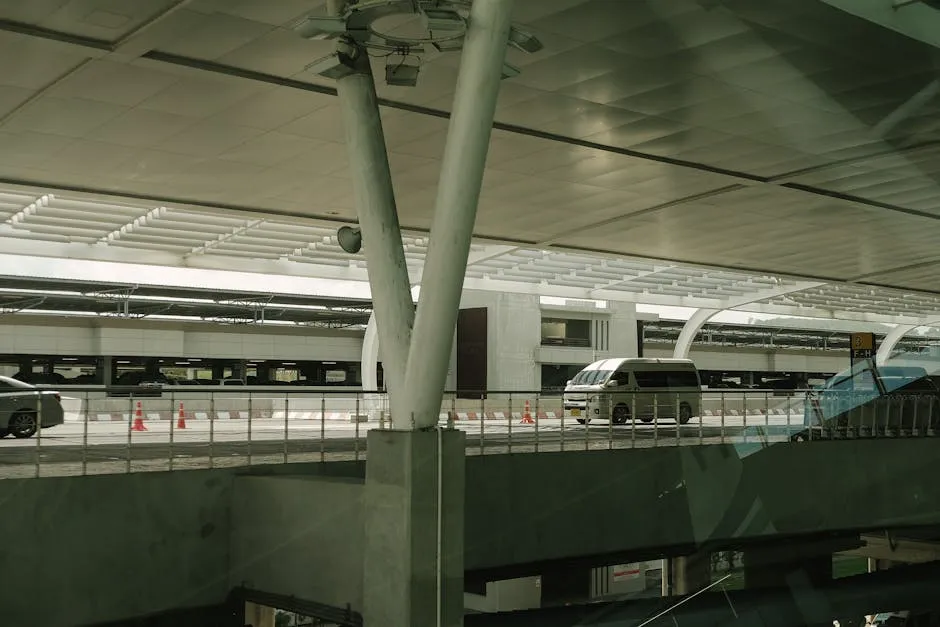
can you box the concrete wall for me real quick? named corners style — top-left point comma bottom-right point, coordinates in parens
top-left (465, 577), bottom-right (542, 613)
top-left (0, 316), bottom-right (362, 361)
top-left (0, 470), bottom-right (232, 627)
top-left (463, 438), bottom-right (940, 572)
top-left (456, 290), bottom-right (543, 391)
top-left (5, 437), bottom-right (940, 624)
top-left (456, 292), bottom-right (639, 391)
top-left (229, 475), bottom-right (364, 611)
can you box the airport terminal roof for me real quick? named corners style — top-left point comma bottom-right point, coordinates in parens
top-left (1, 1), bottom-right (940, 327)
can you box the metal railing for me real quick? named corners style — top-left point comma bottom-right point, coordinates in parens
top-left (2, 386), bottom-right (935, 480)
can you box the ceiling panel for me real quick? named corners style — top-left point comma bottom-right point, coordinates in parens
top-left (0, 0), bottom-right (937, 295)
top-left (0, 0), bottom-right (189, 41)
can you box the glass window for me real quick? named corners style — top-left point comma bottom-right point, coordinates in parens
top-left (609, 370), bottom-right (631, 386)
top-left (666, 370), bottom-right (700, 388)
top-left (540, 317), bottom-right (591, 347)
top-left (572, 369), bottom-right (612, 385)
top-left (634, 371), bottom-right (667, 388)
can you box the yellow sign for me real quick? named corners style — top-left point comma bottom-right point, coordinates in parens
top-left (851, 333), bottom-right (874, 350)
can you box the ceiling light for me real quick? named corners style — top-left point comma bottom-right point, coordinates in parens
top-left (508, 26), bottom-right (543, 53)
top-left (295, 15), bottom-right (349, 40)
top-left (305, 39), bottom-right (362, 79)
top-left (337, 226), bottom-right (362, 254)
top-left (501, 61), bottom-right (521, 80)
top-left (386, 61), bottom-right (420, 87)
top-left (421, 7), bottom-right (464, 32)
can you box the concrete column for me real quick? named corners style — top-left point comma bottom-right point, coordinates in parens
top-left (144, 358), bottom-right (160, 378)
top-left (231, 360), bottom-right (247, 382)
top-left (98, 356), bottom-right (113, 386)
top-left (336, 43), bottom-right (414, 425)
top-left (402, 0), bottom-right (515, 428)
top-left (743, 547), bottom-right (833, 589)
top-left (668, 553), bottom-right (711, 596)
top-left (362, 429), bottom-right (465, 627)
top-left (244, 602), bottom-right (274, 627)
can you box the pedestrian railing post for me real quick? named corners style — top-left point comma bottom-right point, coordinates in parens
top-left (320, 393), bottom-right (327, 462)
top-left (209, 392), bottom-right (216, 469)
top-left (82, 390), bottom-right (89, 476)
top-left (169, 389), bottom-right (175, 472)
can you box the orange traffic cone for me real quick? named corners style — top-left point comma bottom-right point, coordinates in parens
top-left (177, 402), bottom-right (187, 429)
top-left (520, 399), bottom-right (535, 424)
top-left (131, 401), bottom-right (147, 431)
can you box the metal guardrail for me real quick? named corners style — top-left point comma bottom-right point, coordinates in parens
top-left (2, 387), bottom-right (935, 480)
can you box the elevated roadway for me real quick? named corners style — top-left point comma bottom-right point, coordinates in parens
top-left (3, 433), bottom-right (938, 626)
top-left (0, 415), bottom-right (804, 478)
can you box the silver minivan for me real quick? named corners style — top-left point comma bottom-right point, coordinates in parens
top-left (563, 358), bottom-right (701, 425)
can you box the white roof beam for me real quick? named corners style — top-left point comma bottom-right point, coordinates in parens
top-left (597, 265), bottom-right (676, 290)
top-left (188, 219), bottom-right (265, 256)
top-left (466, 244), bottom-right (516, 266)
top-left (4, 194), bottom-right (52, 226)
top-left (98, 206), bottom-right (169, 243)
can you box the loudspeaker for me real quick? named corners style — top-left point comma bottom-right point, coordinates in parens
top-left (337, 226), bottom-right (362, 254)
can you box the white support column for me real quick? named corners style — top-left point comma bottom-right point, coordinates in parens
top-left (335, 48), bottom-right (414, 421)
top-left (361, 311), bottom-right (379, 391)
top-left (360, 311), bottom-right (386, 421)
top-left (876, 318), bottom-right (940, 365)
top-left (401, 0), bottom-right (514, 429)
top-left (674, 308), bottom-right (719, 360)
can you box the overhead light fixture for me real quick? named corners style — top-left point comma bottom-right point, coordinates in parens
top-left (294, 15), bottom-right (349, 40)
top-left (421, 7), bottom-right (464, 32)
top-left (305, 39), bottom-right (362, 79)
top-left (293, 3), bottom-right (544, 84)
top-left (501, 61), bottom-right (521, 80)
top-left (337, 226), bottom-right (362, 254)
top-left (386, 61), bottom-right (420, 87)
top-left (508, 26), bottom-right (543, 53)
top-left (383, 39), bottom-right (426, 54)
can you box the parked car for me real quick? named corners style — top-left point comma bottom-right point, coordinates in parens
top-left (0, 375), bottom-right (65, 438)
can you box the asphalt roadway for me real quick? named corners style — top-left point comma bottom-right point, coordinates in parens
top-left (0, 415), bottom-right (809, 479)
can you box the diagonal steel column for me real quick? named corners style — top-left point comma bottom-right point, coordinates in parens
top-left (402, 0), bottom-right (514, 429)
top-left (335, 52), bottom-right (414, 416)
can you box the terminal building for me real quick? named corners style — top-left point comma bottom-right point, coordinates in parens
top-left (2, 1), bottom-right (940, 626)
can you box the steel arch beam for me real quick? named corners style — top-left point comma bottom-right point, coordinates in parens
top-left (672, 281), bottom-right (824, 359)
top-left (672, 308), bottom-right (719, 360)
top-left (876, 317), bottom-right (940, 364)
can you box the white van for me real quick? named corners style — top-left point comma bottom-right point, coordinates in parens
top-left (563, 358), bottom-right (701, 425)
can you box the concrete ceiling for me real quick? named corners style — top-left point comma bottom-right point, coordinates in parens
top-left (1, 0), bottom-right (940, 295)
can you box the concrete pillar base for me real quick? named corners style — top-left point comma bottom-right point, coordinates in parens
top-left (670, 552), bottom-right (711, 595)
top-left (244, 602), bottom-right (274, 627)
top-left (363, 429), bottom-right (465, 627)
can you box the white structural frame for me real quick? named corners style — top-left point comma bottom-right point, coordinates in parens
top-left (672, 282), bottom-right (826, 359)
top-left (336, 33), bottom-right (415, 420)
top-left (876, 317), bottom-right (940, 364)
top-left (400, 0), bottom-right (513, 430)
top-left (339, 0), bottom-right (512, 430)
